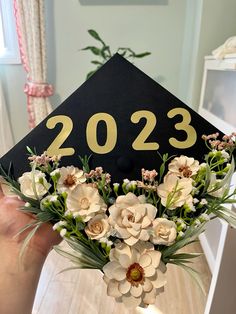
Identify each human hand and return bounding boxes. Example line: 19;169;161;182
0;186;61;314
0;186;61;257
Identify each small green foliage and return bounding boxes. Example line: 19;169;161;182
81;29;151;80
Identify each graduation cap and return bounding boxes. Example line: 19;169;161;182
0;54;222;183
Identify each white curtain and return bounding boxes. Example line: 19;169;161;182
14;0;53;129
0;80;14;157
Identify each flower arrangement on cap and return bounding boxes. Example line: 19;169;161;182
0;133;236;309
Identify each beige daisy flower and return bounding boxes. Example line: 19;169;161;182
168;155;200;178
54;166;86;192
103;241;167;308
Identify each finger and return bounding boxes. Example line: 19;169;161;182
0;185;4;200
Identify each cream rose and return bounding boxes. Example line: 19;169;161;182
18;170;51;199
66;184;107;222
150;218;177;246
157;174;193;209
108;192;157;246
168;155;200;178
85;214;110;240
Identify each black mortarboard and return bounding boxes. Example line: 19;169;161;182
0;54;222;182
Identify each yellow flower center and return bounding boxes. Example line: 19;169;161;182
126;263;145;287
130;269;141;280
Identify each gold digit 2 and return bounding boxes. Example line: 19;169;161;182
86;113;117;154
46;115;75;156
167;108;197;148
131;110;159;150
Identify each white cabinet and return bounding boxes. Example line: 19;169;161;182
198;55;236;314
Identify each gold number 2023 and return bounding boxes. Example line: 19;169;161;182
46;108;197;156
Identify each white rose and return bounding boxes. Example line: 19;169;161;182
150;218;177;246
157;174;193;209
85;214;110;240
18;170;51;199
66;184;107;222
108;192;157;246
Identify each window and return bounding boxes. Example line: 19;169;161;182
0;0;20;64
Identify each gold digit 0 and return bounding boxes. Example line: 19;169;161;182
46;115;75;156
86;113;117;154
167;108;197;149
131;110;159;150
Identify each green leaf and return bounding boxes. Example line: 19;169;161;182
54;241;107;270
88;29;104;44
208;158;235;194
202;163;211;194
91;60;103;65
172;262;206;295
100;46;110;59
19;222;42;260
36;211;56;222
10;186;40;207
216;206;236;228
79;155;92;173
81;46;101;55
170;252;202;260
21;205;41;214
86;70;97;80
26;146;36;155
162;223;206;260
134;52;151;58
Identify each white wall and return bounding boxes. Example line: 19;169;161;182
1;0;236;144
46;0;187;111
1;0;188;143
190;0;236;109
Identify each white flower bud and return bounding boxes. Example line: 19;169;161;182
60;228;67;237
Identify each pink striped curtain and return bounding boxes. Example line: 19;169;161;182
14;0;53;129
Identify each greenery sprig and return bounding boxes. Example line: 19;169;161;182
81;29;151;79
